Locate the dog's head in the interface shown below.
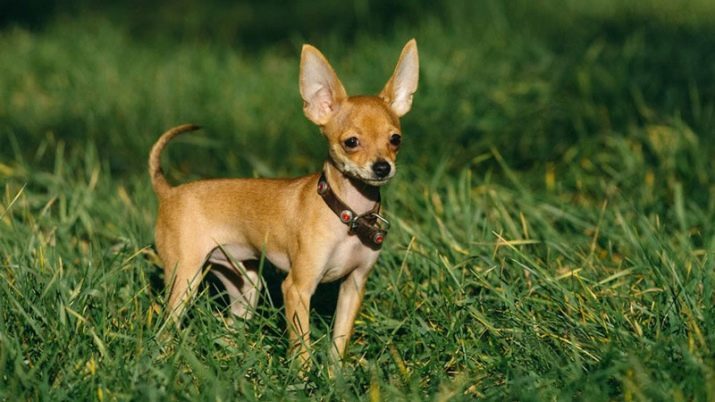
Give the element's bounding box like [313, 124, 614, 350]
[299, 40, 419, 186]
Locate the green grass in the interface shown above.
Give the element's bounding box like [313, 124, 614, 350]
[2, 1, 715, 400]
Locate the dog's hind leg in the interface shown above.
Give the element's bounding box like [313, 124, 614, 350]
[210, 261, 262, 320]
[164, 249, 207, 324]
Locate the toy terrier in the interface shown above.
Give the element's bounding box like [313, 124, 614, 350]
[148, 39, 418, 365]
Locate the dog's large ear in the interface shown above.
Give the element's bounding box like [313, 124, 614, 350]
[300, 45, 348, 125]
[380, 39, 419, 117]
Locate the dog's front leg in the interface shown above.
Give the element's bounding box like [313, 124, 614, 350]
[330, 267, 371, 362]
[281, 261, 321, 369]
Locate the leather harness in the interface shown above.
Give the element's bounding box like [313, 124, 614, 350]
[317, 172, 390, 250]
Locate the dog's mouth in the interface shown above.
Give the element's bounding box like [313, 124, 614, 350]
[343, 169, 393, 186]
[361, 176, 392, 186]
[330, 157, 395, 186]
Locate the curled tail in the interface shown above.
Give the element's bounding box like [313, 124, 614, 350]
[149, 124, 201, 197]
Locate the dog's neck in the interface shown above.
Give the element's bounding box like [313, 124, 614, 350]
[323, 161, 380, 215]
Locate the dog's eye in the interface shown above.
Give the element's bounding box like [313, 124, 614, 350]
[344, 137, 359, 149]
[390, 134, 402, 147]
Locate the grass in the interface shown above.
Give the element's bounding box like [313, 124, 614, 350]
[1, 0, 715, 400]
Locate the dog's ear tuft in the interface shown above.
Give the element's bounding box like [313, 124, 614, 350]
[380, 39, 419, 117]
[300, 45, 347, 125]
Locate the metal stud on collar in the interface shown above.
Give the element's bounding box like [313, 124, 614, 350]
[372, 231, 385, 245]
[317, 180, 329, 195]
[340, 210, 354, 224]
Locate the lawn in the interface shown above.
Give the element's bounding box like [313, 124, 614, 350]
[1, 1, 714, 400]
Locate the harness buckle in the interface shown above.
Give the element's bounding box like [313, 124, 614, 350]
[370, 212, 391, 230]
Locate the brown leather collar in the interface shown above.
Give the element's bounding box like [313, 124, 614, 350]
[317, 172, 389, 250]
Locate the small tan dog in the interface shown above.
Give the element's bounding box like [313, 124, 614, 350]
[149, 40, 418, 365]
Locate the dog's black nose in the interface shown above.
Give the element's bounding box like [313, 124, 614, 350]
[372, 161, 391, 178]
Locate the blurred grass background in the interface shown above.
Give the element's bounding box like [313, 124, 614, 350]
[1, 0, 715, 400]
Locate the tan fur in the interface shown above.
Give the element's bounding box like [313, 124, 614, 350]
[149, 40, 419, 368]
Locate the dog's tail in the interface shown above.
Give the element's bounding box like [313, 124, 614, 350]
[149, 124, 201, 197]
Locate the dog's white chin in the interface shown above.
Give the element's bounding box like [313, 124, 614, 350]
[343, 169, 393, 186]
[362, 177, 392, 186]
[331, 157, 395, 186]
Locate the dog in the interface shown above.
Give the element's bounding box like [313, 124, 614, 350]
[148, 39, 418, 366]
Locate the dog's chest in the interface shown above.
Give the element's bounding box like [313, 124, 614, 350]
[321, 235, 380, 282]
